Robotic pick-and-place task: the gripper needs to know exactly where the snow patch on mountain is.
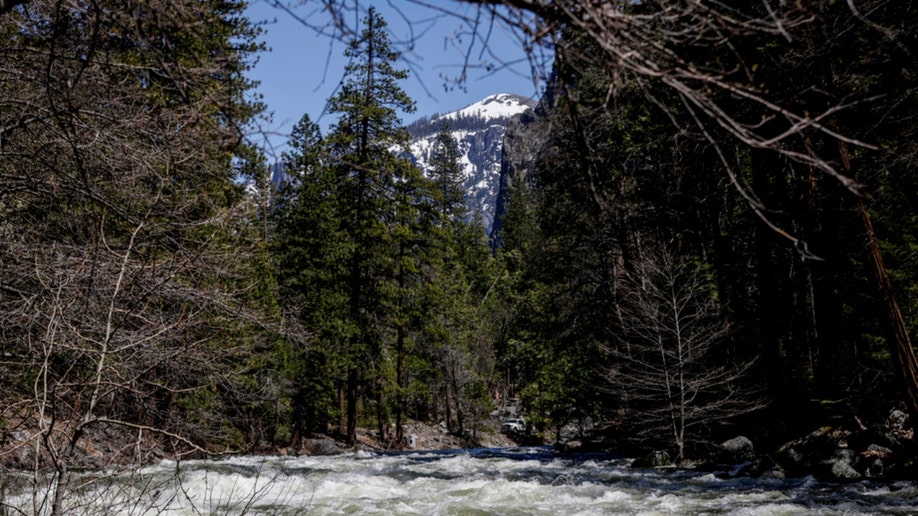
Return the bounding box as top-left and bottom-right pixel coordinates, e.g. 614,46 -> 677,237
406,93 -> 535,234
440,93 -> 536,123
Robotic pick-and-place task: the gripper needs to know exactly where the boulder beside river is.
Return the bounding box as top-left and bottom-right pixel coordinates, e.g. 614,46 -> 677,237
712,410 -> 916,481
773,421 -> 912,481
624,409 -> 916,481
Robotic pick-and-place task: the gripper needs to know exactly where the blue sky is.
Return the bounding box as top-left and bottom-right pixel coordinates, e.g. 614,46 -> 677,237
244,0 -> 549,158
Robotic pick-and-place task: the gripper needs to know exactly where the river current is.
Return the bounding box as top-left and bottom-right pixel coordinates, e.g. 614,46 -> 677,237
6,447 -> 918,514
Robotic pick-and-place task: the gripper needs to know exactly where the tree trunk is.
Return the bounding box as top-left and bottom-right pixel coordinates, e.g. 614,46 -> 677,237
376,386 -> 387,444
51,467 -> 69,516
347,368 -> 358,445
395,326 -> 405,445
857,199 -> 918,424
395,250 -> 406,446
445,366 -> 453,433
451,364 -> 464,437
338,381 -> 346,436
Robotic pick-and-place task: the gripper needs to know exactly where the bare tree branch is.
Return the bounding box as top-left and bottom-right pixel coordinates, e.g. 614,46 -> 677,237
602,248 -> 764,459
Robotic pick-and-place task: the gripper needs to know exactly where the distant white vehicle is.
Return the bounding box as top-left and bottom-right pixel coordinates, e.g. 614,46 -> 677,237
501,417 -> 526,433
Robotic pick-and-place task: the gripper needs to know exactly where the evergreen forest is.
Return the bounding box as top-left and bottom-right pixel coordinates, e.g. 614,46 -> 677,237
3,0 -> 918,497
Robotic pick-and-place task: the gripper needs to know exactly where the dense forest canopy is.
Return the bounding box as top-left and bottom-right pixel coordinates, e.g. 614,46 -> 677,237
265,0 -> 918,463
271,0 -> 918,435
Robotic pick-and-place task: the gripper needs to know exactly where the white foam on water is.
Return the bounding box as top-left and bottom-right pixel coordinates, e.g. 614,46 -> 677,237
6,449 -> 918,515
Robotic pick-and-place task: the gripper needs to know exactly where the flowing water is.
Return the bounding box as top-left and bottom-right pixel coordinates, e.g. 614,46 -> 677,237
5,447 -> 918,514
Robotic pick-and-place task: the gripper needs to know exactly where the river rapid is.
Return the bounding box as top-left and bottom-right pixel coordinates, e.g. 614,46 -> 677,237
6,447 -> 918,514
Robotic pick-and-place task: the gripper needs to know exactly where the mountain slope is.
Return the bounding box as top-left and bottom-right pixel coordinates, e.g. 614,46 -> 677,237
406,93 -> 535,234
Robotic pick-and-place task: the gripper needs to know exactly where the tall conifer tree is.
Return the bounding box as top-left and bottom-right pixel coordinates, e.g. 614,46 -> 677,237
324,6 -> 417,445
273,115 -> 353,437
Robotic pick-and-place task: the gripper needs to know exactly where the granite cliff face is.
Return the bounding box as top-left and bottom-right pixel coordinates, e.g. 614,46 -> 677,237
490,88 -> 555,245
406,93 -> 535,235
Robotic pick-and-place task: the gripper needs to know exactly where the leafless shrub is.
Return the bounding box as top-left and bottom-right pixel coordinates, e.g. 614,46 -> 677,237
602,248 -> 764,460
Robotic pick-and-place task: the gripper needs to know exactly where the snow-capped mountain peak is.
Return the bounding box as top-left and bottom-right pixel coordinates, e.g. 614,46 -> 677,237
405,93 -> 535,234
440,93 -> 535,123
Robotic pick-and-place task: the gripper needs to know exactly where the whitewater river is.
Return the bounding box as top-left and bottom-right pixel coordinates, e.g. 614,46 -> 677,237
7,447 -> 918,514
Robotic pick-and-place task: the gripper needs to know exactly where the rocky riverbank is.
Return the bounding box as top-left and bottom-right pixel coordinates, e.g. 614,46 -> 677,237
0,415 -> 519,471
627,410 -> 918,482
4,410 -> 915,482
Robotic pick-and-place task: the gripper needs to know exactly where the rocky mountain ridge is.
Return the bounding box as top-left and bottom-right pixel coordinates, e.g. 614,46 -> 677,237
406,93 -> 535,234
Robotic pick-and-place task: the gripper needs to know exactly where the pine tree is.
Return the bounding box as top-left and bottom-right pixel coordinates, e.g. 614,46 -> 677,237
428,122 -> 467,222
323,6 -> 418,445
272,115 -> 353,438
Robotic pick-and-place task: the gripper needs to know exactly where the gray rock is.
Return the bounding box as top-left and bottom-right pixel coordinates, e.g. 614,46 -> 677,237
830,459 -> 862,481
855,444 -> 894,478
632,450 -> 672,468
776,426 -> 841,474
830,447 -> 858,464
718,436 -> 756,463
888,409 -> 908,430
305,438 -> 340,456
759,463 -> 786,479
779,445 -> 803,467
858,456 -> 888,478
557,440 -> 583,453
867,444 -> 893,455
406,94 -> 536,235
677,458 -> 703,469
736,456 -> 785,479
